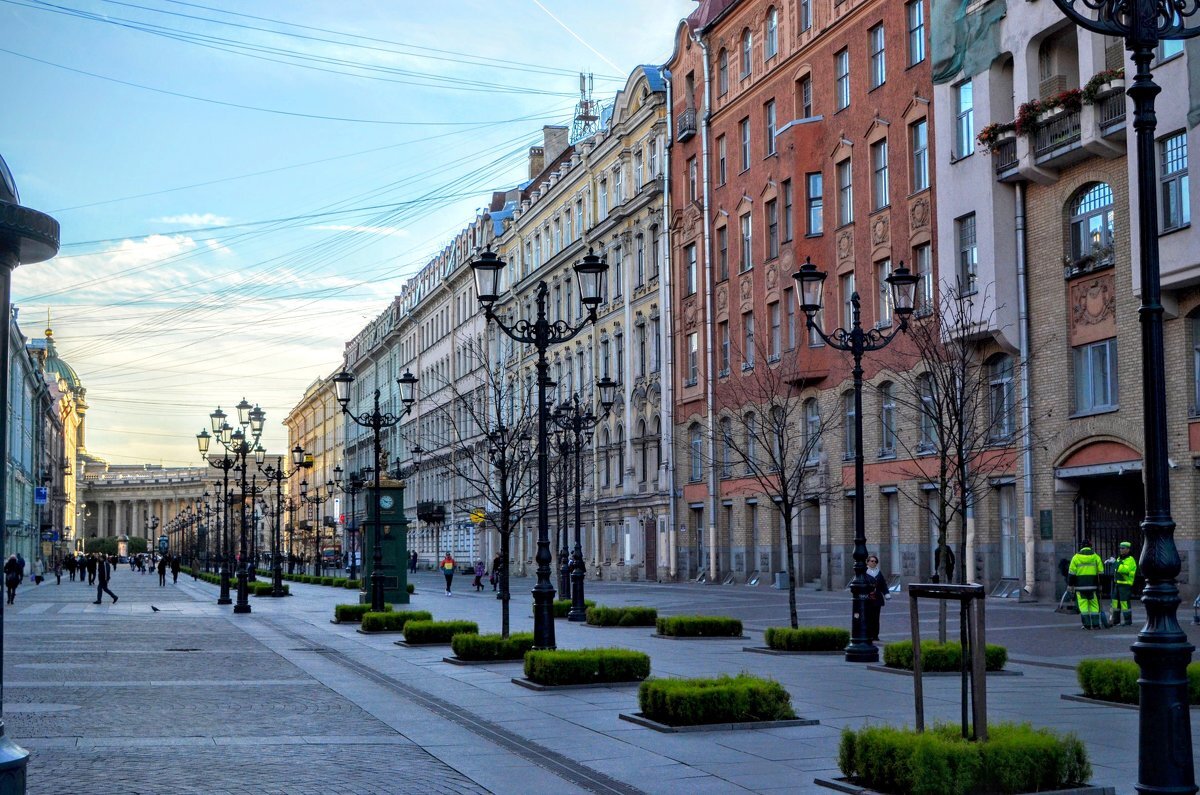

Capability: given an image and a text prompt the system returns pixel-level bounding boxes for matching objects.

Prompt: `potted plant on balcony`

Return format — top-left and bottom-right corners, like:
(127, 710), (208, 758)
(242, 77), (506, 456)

(1082, 68), (1125, 104)
(977, 121), (1016, 153)
(1015, 99), (1042, 136)
(1036, 88), (1083, 124)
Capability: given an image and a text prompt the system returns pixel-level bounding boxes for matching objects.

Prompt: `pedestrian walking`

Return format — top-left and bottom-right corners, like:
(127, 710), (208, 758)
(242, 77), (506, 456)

(65, 555), (76, 582)
(30, 555), (42, 586)
(85, 554), (97, 585)
(16, 553), (25, 585)
(3, 555), (19, 605)
(472, 560), (485, 592)
(491, 553), (502, 592)
(441, 553), (456, 596)
(157, 556), (167, 587)
(170, 555), (181, 584)
(863, 554), (888, 642)
(409, 550), (418, 574)
(1109, 541), (1137, 627)
(53, 557), (62, 585)
(93, 555), (117, 605)
(1068, 540), (1105, 629)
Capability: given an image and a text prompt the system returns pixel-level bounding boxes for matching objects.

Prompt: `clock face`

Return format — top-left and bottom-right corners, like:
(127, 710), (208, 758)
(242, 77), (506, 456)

(379, 495), (395, 509)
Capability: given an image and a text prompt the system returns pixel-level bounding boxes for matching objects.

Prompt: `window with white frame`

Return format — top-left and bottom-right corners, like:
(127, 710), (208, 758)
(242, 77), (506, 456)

(879, 381), (896, 455)
(720, 417), (733, 477)
(766, 198), (779, 259)
(808, 171), (824, 234)
(1069, 182), (1115, 269)
(717, 224), (729, 281)
(719, 320), (730, 375)
(613, 166), (624, 205)
(745, 412), (758, 471)
(837, 159), (853, 226)
(689, 424), (703, 481)
(769, 301), (781, 360)
(841, 271), (856, 329)
(987, 354), (1015, 440)
(917, 373), (937, 450)
(869, 24), (886, 89)
(686, 332), (699, 385)
(835, 49), (850, 110)
(743, 311), (756, 368)
(876, 259), (893, 326)
(800, 0), (812, 31)
(911, 119), (929, 192)
(717, 135), (727, 184)
(1160, 131), (1190, 232)
(740, 212), (753, 271)
(741, 28), (752, 76)
(913, 242), (933, 313)
(956, 213), (977, 294)
(765, 7), (778, 59)
(871, 139), (889, 210)
(635, 234), (645, 286)
(784, 287), (796, 349)
(1158, 39), (1184, 61)
(782, 179), (793, 241)
(843, 391), (857, 459)
(765, 99), (777, 155)
(740, 117), (751, 171)
(955, 80), (974, 159)
(633, 150), (644, 191)
(1073, 337), (1118, 414)
(804, 397), (822, 460)
(599, 179), (609, 217)
(907, 0), (925, 66)
(799, 74), (813, 117)
(685, 243), (697, 295)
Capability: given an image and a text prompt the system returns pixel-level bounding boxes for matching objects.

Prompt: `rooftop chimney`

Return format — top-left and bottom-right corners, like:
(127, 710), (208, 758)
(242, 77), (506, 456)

(528, 146), (545, 180)
(543, 125), (570, 165)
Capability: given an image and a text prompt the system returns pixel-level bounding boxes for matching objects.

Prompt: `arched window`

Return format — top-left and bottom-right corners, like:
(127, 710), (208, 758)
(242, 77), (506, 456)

(689, 423), (703, 481)
(1068, 182), (1115, 270)
(843, 391), (857, 460)
(879, 381), (896, 455)
(652, 415), (662, 473)
(601, 428), (611, 487)
(744, 411), (758, 472)
(917, 373), (938, 451)
(616, 425), (625, 486)
(765, 7), (779, 60)
(720, 416), (734, 477)
(987, 354), (1015, 440)
(803, 397), (822, 462)
(638, 419), (648, 482)
(770, 404), (785, 470)
(718, 49), (729, 95)
(741, 29), (752, 77)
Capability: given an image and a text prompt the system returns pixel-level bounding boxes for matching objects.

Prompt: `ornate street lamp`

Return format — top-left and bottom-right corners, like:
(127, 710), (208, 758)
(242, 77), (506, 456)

(197, 428), (235, 605)
(471, 247), (607, 649)
(550, 379), (618, 621)
(333, 368), (418, 611)
(793, 257), (917, 663)
(1044, 3), (1200, 790)
(258, 443), (307, 596)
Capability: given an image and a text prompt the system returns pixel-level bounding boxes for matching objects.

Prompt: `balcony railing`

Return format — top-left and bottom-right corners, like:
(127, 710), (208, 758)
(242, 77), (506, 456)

(1034, 109), (1082, 159)
(992, 138), (1017, 174)
(1097, 93), (1126, 131)
(676, 108), (697, 142)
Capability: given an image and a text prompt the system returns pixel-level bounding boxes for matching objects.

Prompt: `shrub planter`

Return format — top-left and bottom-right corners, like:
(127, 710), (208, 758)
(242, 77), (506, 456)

(1074, 658), (1200, 706)
(654, 615), (744, 639)
(399, 620), (478, 646)
(520, 648), (650, 688)
(835, 723), (1097, 795)
(332, 603), (392, 624)
(585, 605), (657, 627)
(880, 640), (1009, 672)
(813, 778), (1113, 795)
(633, 674), (799, 729)
(250, 582), (290, 597)
(552, 598), (595, 618)
(450, 632), (534, 662)
(619, 711), (816, 733)
(749, 626), (849, 654)
(358, 610), (432, 634)
(344, 579), (361, 589)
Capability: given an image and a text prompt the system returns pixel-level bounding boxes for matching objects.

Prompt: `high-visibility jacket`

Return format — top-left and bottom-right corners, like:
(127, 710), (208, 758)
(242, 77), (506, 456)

(1115, 554), (1137, 586)
(1069, 548), (1103, 590)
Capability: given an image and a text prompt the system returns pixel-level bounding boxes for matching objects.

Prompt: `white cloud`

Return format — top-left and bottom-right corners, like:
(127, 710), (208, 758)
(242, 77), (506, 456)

(154, 213), (231, 227)
(312, 224), (408, 237)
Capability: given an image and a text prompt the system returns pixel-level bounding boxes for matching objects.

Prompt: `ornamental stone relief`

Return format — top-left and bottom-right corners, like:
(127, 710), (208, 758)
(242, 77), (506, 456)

(716, 284), (728, 313)
(766, 262), (778, 291)
(684, 298), (699, 329)
(740, 275), (753, 309)
(871, 215), (889, 247)
(837, 230), (853, 262)
(1068, 273), (1116, 347)
(911, 196), (930, 230)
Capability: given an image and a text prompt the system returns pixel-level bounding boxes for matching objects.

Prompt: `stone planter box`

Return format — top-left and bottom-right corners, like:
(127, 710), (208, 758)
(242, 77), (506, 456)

(743, 646), (843, 656)
(442, 656), (524, 666)
(814, 776), (1114, 795)
(1061, 693), (1200, 711)
(393, 640), (452, 648)
(651, 633), (749, 640)
(619, 711), (818, 733)
(356, 628), (405, 635)
(511, 677), (642, 692)
(867, 664), (1023, 677)
(1094, 79), (1124, 97)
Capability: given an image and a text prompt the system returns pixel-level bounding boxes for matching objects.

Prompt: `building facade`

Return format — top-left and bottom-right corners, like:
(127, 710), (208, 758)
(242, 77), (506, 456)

(283, 372), (342, 570)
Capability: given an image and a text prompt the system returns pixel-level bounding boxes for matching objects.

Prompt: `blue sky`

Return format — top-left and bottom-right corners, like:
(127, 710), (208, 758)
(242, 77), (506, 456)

(2, 0), (693, 465)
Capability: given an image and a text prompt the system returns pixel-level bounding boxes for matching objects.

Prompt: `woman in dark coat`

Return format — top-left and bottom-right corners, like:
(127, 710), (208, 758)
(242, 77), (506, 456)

(4, 555), (20, 605)
(863, 553), (888, 642)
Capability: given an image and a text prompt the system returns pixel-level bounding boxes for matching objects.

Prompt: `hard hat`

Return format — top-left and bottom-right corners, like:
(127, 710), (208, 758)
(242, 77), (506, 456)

(1119, 541), (1132, 549)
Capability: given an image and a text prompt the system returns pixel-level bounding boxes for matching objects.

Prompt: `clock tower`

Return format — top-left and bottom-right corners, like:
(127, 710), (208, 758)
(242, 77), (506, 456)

(360, 485), (410, 605)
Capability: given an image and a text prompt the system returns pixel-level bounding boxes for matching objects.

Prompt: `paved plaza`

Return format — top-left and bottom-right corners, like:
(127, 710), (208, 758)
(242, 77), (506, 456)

(2, 567), (1196, 793)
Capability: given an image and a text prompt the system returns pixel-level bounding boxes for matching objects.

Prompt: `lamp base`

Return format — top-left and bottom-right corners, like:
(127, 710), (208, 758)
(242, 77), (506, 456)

(0, 724), (29, 794)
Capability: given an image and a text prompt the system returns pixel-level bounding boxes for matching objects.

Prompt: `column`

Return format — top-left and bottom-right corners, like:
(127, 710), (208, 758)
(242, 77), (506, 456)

(98, 500), (108, 537)
(116, 500), (126, 538)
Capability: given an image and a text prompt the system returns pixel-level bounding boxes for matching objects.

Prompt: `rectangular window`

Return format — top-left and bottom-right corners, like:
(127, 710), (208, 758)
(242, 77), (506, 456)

(612, 247), (622, 299)
(784, 287), (796, 349)
(613, 166), (623, 204)
(1073, 338), (1119, 414)
(636, 234), (645, 285)
(717, 225), (729, 281)
(1158, 39), (1185, 61)
(782, 179), (793, 242)
(955, 80), (974, 159)
(910, 119), (929, 192)
(876, 259), (893, 326)
(599, 179), (609, 217)
(633, 150), (643, 191)
(807, 172), (824, 234)
(1161, 131), (1190, 232)
(835, 49), (850, 110)
(687, 158), (698, 201)
(800, 0), (812, 31)
(743, 311), (755, 368)
(841, 271), (856, 330)
(799, 75), (812, 117)
(719, 321), (730, 375)
(648, 138), (659, 177)
(956, 213), (977, 294)
(769, 301), (781, 360)
(575, 199), (584, 237)
(766, 199), (779, 259)
(740, 212), (752, 271)
(871, 139), (889, 211)
(907, 0), (925, 66)
(837, 159), (854, 226)
(740, 117), (751, 171)
(1192, 317), (1200, 413)
(615, 332), (624, 382)
(686, 333), (699, 385)
(913, 242), (933, 313)
(869, 24), (886, 89)
(844, 392), (857, 459)
(764, 100), (777, 156)
(685, 243), (698, 295)
(717, 135), (727, 185)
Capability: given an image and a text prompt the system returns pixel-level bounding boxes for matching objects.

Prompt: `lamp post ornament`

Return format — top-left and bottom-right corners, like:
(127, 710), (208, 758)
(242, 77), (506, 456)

(258, 443), (307, 597)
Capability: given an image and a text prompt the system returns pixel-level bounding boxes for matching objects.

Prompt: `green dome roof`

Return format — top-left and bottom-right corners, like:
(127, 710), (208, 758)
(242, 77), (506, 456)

(37, 327), (83, 392)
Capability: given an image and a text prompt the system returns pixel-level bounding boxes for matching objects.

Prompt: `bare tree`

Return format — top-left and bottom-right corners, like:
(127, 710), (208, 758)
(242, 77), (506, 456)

(423, 336), (538, 637)
(716, 339), (840, 629)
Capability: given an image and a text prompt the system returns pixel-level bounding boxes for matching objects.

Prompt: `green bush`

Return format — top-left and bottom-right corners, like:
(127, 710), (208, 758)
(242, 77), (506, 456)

(334, 603), (392, 623)
(638, 674), (794, 726)
(403, 620), (478, 644)
(320, 576), (336, 586)
(407, 582), (416, 594)
(344, 579), (361, 589)
(883, 640), (1008, 672)
(553, 598), (596, 618)
(451, 632), (535, 660)
(839, 722), (1091, 795)
(332, 577), (347, 587)
(360, 610), (433, 632)
(764, 626), (849, 652)
(524, 648), (650, 686)
(1077, 659), (1200, 705)
(655, 615), (743, 637)
(250, 582), (289, 596)
(585, 606), (658, 627)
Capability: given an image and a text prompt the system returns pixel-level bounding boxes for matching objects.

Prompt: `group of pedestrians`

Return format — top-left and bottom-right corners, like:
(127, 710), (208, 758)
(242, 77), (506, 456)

(436, 554), (507, 596)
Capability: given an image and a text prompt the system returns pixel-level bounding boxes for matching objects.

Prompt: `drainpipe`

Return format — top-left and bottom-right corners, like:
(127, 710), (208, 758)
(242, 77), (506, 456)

(692, 29), (719, 583)
(661, 67), (678, 580)
(1015, 181), (1037, 597)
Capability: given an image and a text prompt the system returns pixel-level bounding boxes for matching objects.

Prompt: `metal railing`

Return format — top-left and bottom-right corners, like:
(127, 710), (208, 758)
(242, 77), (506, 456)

(992, 138), (1018, 174)
(1098, 93), (1126, 130)
(676, 108), (697, 142)
(1034, 109), (1081, 158)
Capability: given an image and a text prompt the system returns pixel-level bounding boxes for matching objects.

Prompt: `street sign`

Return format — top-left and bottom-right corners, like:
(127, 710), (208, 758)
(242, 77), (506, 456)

(158, 534), (169, 554)
(34, 487), (47, 505)
(470, 508), (486, 525)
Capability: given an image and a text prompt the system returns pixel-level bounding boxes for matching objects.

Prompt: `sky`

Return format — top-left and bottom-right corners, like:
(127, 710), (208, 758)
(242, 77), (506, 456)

(1, 0), (695, 466)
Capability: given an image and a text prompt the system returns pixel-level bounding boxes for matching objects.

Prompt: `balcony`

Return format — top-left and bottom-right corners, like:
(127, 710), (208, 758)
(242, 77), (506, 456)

(1034, 109), (1082, 164)
(676, 108), (697, 142)
(992, 138), (1018, 180)
(1097, 92), (1126, 137)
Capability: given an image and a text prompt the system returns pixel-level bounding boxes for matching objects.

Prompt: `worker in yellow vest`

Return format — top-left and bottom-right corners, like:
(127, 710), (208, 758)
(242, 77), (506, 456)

(1068, 540), (1104, 630)
(1109, 541), (1137, 627)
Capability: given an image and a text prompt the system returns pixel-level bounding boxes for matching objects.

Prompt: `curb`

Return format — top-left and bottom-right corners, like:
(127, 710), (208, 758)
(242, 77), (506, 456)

(618, 712), (818, 733)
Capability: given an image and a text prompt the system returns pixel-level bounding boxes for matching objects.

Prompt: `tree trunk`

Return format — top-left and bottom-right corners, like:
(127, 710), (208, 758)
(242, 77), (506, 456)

(783, 510), (798, 629)
(499, 522), (511, 639)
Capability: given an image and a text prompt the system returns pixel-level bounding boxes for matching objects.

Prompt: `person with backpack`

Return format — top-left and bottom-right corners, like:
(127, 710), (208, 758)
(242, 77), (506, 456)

(441, 553), (456, 596)
(4, 555), (20, 605)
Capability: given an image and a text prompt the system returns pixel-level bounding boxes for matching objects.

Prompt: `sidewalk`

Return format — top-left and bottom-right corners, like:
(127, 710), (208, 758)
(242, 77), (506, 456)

(3, 566), (1187, 793)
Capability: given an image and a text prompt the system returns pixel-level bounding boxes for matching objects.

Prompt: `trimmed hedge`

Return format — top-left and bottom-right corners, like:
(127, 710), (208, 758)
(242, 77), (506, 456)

(655, 615), (743, 638)
(403, 620), (478, 645)
(334, 603), (392, 623)
(553, 598), (596, 618)
(585, 605), (658, 627)
(524, 648), (650, 686)
(344, 579), (361, 589)
(764, 626), (849, 652)
(250, 582), (289, 596)
(360, 609), (433, 633)
(332, 577), (347, 587)
(883, 640), (1008, 672)
(407, 583), (416, 595)
(839, 722), (1091, 795)
(1078, 658), (1200, 705)
(320, 576), (336, 586)
(638, 674), (795, 726)
(451, 632), (535, 661)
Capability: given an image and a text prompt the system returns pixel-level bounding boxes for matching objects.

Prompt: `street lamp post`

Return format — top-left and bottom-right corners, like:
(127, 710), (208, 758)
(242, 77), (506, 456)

(471, 247), (608, 650)
(299, 478), (335, 578)
(551, 381), (618, 621)
(485, 426), (531, 633)
(793, 257), (918, 663)
(198, 425), (236, 606)
(1045, 3), (1198, 791)
(332, 369), (418, 612)
(339, 468), (367, 581)
(258, 444), (306, 597)
(555, 429), (572, 597)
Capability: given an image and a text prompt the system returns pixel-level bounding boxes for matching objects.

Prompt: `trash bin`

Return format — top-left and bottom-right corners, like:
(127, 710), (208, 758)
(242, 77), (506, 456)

(772, 571), (790, 590)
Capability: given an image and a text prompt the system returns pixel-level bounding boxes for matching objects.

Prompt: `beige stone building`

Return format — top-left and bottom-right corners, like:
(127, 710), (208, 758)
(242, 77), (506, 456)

(283, 372), (342, 566)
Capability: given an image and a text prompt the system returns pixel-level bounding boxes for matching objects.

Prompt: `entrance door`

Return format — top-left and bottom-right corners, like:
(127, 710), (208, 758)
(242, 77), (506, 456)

(643, 514), (657, 579)
(1074, 475), (1144, 562)
(998, 485), (1019, 578)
